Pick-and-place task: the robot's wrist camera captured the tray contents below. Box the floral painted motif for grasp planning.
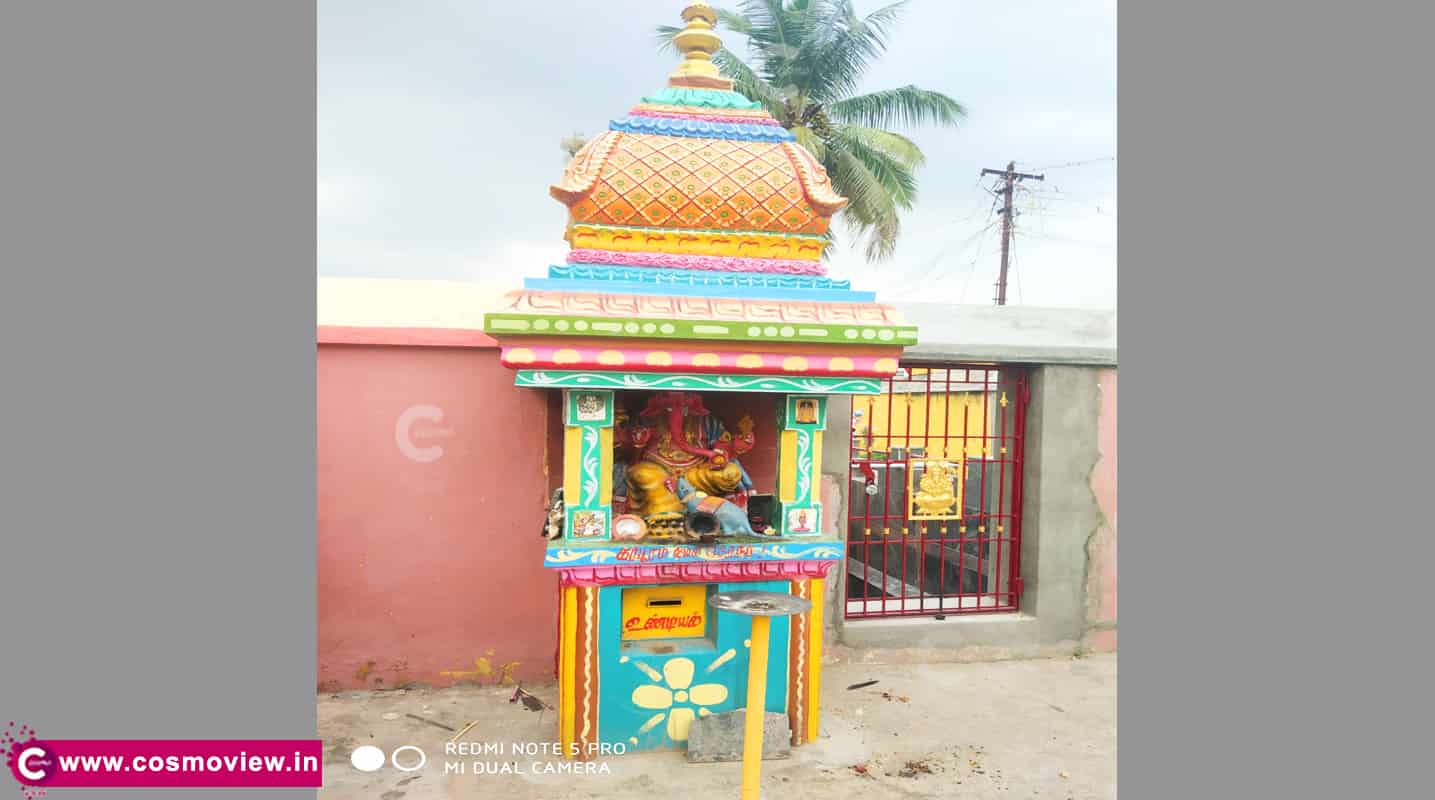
[630,657,730,741]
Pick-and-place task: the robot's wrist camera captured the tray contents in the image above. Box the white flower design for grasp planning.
[630,657,730,741]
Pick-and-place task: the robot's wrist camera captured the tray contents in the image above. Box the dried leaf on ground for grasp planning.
[899,760,935,778]
[510,686,551,712]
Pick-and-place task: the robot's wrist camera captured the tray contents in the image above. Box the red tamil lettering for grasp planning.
[634,613,703,632]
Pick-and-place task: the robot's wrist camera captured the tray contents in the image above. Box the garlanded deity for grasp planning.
[614,391,756,536]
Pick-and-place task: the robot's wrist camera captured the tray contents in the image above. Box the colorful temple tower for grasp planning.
[484,2,917,758]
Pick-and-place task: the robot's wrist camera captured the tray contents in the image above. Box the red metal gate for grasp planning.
[846,364,1028,618]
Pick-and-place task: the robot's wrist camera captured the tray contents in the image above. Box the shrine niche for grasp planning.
[613,391,761,538]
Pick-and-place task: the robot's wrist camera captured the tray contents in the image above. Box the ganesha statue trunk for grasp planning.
[615,391,756,536]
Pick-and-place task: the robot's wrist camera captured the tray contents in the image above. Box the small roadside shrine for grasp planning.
[484,1,918,759]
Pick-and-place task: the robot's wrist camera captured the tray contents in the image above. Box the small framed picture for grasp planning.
[794,398,819,425]
[574,392,607,422]
[786,506,818,534]
[570,509,608,539]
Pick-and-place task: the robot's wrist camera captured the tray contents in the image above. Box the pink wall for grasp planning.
[1084,368,1118,652]
[317,342,556,690]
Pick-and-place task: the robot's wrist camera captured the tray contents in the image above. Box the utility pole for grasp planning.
[980,161,1044,305]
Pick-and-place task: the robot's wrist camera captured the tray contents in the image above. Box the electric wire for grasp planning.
[1028,156,1115,172]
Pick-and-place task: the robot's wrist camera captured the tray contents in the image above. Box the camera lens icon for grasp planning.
[349,745,385,772]
[350,745,426,773]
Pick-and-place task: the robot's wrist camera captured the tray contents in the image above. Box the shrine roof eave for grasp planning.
[510,369,886,396]
[483,288,918,348]
[495,337,903,379]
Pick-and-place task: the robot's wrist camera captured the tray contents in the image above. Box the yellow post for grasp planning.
[777,430,798,503]
[741,615,772,800]
[560,586,577,759]
[806,578,823,743]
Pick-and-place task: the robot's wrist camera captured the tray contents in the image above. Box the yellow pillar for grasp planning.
[806,578,824,743]
[563,426,583,503]
[560,585,577,759]
[741,615,772,800]
[777,430,798,503]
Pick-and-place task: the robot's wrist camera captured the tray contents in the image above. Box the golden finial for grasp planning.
[668,2,733,90]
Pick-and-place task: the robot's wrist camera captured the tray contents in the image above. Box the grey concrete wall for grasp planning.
[830,364,1114,661]
[895,304,1116,366]
[1020,366,1104,646]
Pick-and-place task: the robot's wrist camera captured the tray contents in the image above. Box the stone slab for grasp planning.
[685,710,791,763]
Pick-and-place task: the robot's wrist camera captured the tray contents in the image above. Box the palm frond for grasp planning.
[827,85,966,129]
[790,126,827,161]
[829,148,892,222]
[860,0,909,40]
[714,9,755,36]
[832,127,918,210]
[828,146,902,261]
[819,225,839,262]
[737,0,817,85]
[655,8,758,53]
[860,211,901,261]
[735,0,799,51]
[655,23,683,54]
[791,0,909,101]
[832,124,924,168]
[653,0,954,264]
[713,48,790,120]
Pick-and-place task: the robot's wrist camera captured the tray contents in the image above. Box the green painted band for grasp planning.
[484,314,918,346]
[515,371,883,395]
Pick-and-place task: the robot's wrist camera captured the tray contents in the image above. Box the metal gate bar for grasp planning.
[845,364,1028,618]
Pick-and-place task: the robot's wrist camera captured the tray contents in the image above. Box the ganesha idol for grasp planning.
[612,391,759,537]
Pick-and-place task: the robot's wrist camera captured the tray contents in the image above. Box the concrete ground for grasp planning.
[318,653,1115,800]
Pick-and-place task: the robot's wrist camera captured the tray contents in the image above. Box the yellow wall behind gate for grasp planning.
[851,391,998,461]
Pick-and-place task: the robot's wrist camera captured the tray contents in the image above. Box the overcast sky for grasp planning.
[319,0,1116,309]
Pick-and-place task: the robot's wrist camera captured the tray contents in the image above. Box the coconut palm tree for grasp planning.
[658,0,965,261]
